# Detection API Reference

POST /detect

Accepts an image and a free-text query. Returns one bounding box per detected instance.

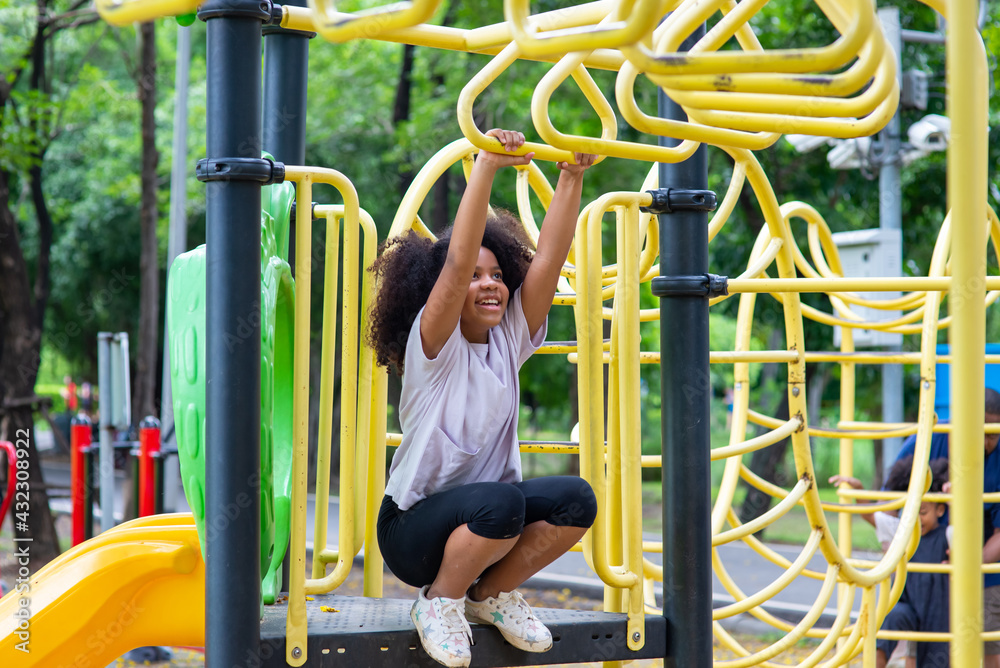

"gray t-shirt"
[384,288,546,510]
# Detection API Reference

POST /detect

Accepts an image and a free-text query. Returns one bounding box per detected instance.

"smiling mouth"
[476,298,502,309]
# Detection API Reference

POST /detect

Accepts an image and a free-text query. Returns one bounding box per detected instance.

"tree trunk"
[393,44,416,200]
[431,171,451,233]
[0,170,61,568]
[133,21,160,424]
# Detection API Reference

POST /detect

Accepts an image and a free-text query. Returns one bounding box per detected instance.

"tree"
[133,22,160,423]
[0,0,102,568]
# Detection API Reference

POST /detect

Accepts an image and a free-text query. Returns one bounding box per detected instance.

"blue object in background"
[934,344,1000,421]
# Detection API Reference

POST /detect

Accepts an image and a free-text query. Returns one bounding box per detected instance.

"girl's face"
[460,246,509,343]
[918,501,945,536]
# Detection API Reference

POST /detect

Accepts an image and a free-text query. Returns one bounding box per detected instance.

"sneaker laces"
[439,597,474,646]
[496,591,538,629]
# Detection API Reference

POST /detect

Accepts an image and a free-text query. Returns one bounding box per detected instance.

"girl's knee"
[545,478,597,528]
[467,484,525,539]
[568,480,597,528]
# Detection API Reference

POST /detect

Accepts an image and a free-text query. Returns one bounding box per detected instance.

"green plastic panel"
[167,177,295,605]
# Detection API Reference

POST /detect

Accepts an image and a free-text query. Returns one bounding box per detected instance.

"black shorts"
[376,476,597,588]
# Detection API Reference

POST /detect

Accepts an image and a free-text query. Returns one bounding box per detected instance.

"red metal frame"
[70,417,92,546]
[0,441,16,532]
[138,419,161,517]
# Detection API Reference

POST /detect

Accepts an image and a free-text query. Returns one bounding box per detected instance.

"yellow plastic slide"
[0,513,205,667]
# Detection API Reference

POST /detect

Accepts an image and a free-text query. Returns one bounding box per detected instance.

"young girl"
[367,129,598,668]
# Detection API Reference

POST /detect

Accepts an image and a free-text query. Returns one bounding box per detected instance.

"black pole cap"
[641,188,718,214]
[196,157,286,184]
[199,0,272,21]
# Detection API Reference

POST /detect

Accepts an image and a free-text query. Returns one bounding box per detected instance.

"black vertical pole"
[197,0,271,663]
[651,24,716,668]
[263,0,310,167]
[262,5,310,590]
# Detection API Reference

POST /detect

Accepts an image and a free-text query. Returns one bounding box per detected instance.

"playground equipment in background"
[69,412,171,545]
[0,0,991,666]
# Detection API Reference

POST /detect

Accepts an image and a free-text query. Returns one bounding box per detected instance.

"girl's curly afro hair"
[366,209,534,375]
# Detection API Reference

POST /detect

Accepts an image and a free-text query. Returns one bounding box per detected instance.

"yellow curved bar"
[307,0,441,44]
[712,530,822,618]
[458,43,576,164]
[660,0,884,94]
[576,189,639,591]
[713,477,810,546]
[389,138,477,238]
[661,53,895,119]
[624,0,870,76]
[715,567,838,667]
[532,46,706,163]
[95,0,199,25]
[710,415,802,461]
[654,0,884,98]
[280,5,627,71]
[504,0,662,57]
[615,57,781,151]
[684,80,898,137]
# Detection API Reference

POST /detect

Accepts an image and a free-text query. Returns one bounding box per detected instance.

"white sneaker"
[411,585,474,668]
[465,589,553,652]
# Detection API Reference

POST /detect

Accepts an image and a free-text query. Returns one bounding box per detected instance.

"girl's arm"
[420,129,534,359]
[520,153,596,338]
[829,475,876,526]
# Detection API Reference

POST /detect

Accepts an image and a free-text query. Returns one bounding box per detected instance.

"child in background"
[831,456,950,668]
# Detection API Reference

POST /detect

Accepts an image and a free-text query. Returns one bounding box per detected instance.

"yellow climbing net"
[94,1,995,665]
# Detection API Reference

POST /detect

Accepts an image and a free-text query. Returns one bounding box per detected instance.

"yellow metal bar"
[459,43,577,164]
[281,167,363,664]
[712,530,821,618]
[714,567,839,667]
[709,415,802,461]
[307,180,362,596]
[729,276,1000,292]
[948,1,989,664]
[504,0,660,57]
[95,0,198,25]
[617,200,645,649]
[308,211,340,581]
[307,0,441,43]
[280,5,627,70]
[364,356,389,595]
[576,187,638,591]
[622,0,869,75]
[285,170,313,667]
[713,477,810,546]
[532,45,702,164]
[467,1,616,51]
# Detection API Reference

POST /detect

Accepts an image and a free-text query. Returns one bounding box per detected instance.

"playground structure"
[0,0,996,667]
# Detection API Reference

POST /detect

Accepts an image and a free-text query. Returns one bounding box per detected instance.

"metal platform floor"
[260,593,668,667]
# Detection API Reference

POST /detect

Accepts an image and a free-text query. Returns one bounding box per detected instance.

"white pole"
[97,333,115,532]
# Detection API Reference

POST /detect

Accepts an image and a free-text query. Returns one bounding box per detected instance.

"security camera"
[827,137,871,170]
[784,134,834,154]
[907,114,950,152]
